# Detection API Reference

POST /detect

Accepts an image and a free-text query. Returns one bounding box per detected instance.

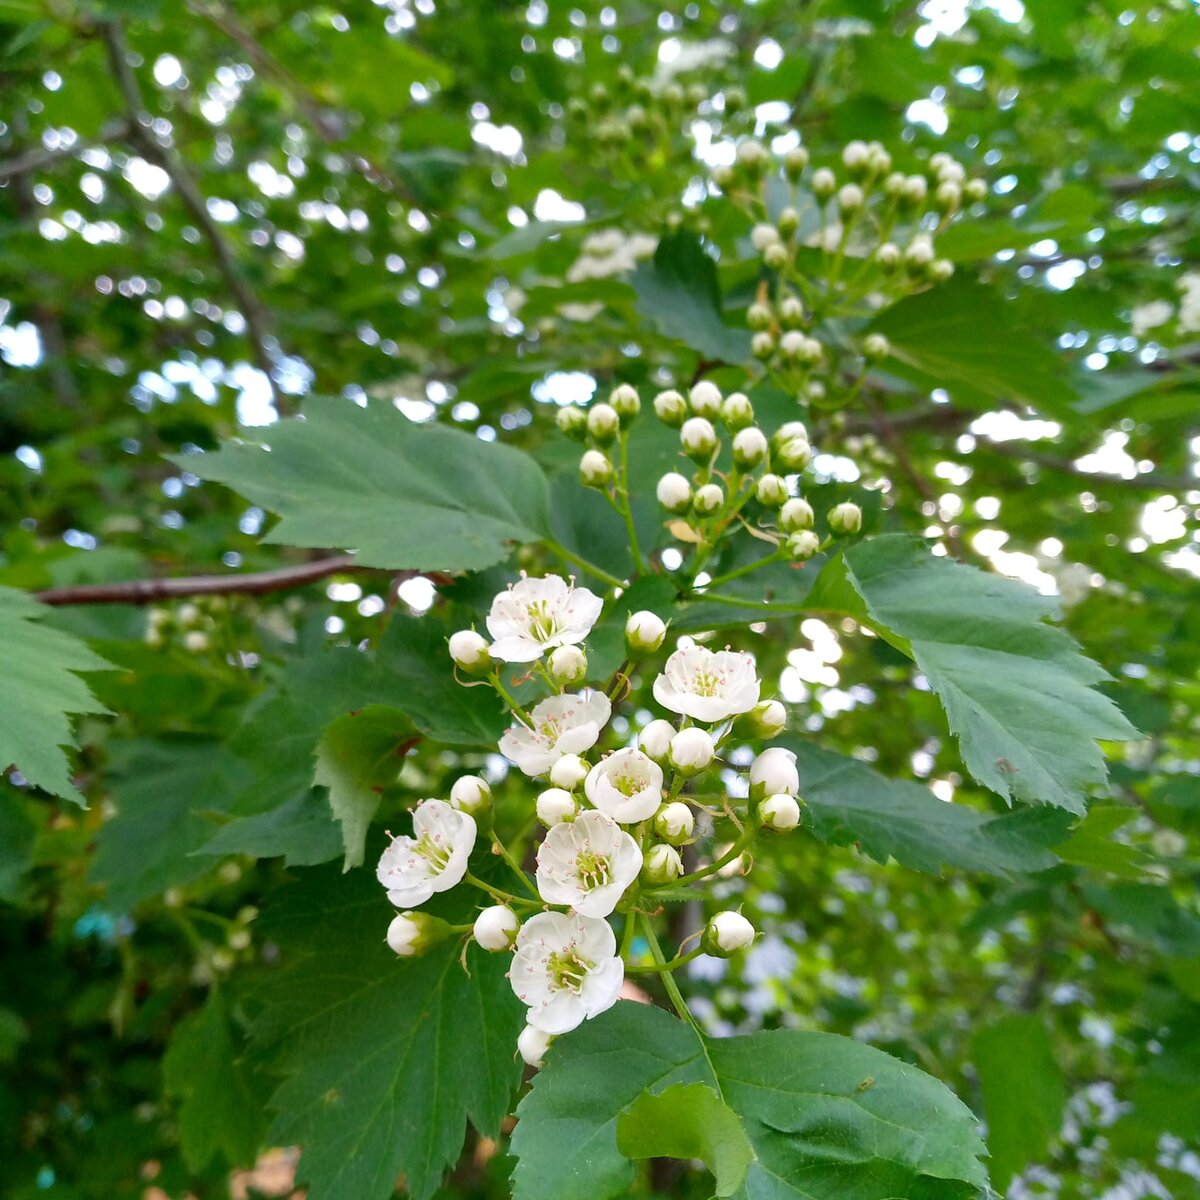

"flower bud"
[937,159,965,185]
[549,753,589,790]
[177,602,200,626]
[688,381,723,418]
[842,139,869,173]
[903,174,928,205]
[654,801,695,845]
[703,910,756,956]
[518,1024,553,1069]
[883,171,906,198]
[787,531,821,561]
[386,912,451,958]
[639,718,676,762]
[862,332,890,362]
[548,644,587,686]
[779,497,815,532]
[828,501,863,535]
[580,449,614,488]
[867,142,892,174]
[750,746,799,799]
[656,471,693,513]
[806,380,827,406]
[756,473,789,508]
[741,699,787,738]
[653,388,688,427]
[750,223,781,253]
[783,145,809,180]
[759,793,801,831]
[713,165,736,190]
[779,330,806,361]
[736,138,767,171]
[964,178,988,203]
[680,416,718,461]
[930,258,955,282]
[778,296,805,327]
[449,629,491,673]
[473,905,520,951]
[610,383,641,422]
[449,775,492,816]
[751,331,776,359]
[905,234,935,268]
[693,482,724,515]
[935,180,961,213]
[586,402,620,443]
[779,204,802,236]
[642,843,684,885]
[668,727,716,775]
[837,183,865,214]
[537,787,577,826]
[720,392,754,430]
[746,302,773,331]
[774,435,812,473]
[776,420,808,443]
[183,630,210,654]
[556,405,588,441]
[763,242,788,271]
[812,167,836,201]
[626,609,667,654]
[732,426,769,469]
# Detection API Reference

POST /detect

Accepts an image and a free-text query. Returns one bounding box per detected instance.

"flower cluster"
[378,572,804,1070]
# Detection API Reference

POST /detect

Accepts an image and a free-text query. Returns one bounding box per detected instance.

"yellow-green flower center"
[547,948,593,992]
[575,849,612,891]
[415,833,451,871]
[526,599,559,642]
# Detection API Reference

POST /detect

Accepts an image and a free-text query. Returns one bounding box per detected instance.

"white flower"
[474,905,520,951]
[585,747,664,823]
[537,787,578,827]
[668,726,715,774]
[638,718,676,762]
[654,801,694,844]
[657,471,693,513]
[517,1024,553,1069]
[1129,300,1173,338]
[486,575,604,663]
[376,800,475,908]
[653,645,761,723]
[704,910,755,956]
[750,747,799,798]
[626,610,666,653]
[750,223,781,252]
[500,690,612,777]
[510,911,624,1034]
[760,793,801,831]
[449,775,491,816]
[536,810,641,917]
[549,753,589,790]
[788,531,820,561]
[448,629,490,671]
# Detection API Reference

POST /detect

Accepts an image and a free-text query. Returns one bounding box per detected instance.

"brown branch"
[0,118,130,183]
[100,19,284,408]
[35,554,368,606]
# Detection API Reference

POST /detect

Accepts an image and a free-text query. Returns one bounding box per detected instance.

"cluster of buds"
[557,382,642,494]
[144,597,224,654]
[715,138,984,405]
[652,385,862,562]
[381,572,806,1070]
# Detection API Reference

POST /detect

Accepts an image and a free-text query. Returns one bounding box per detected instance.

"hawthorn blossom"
[652,644,760,723]
[509,911,624,1034]
[584,747,664,823]
[376,799,475,908]
[535,810,642,918]
[500,691,612,777]
[486,574,603,663]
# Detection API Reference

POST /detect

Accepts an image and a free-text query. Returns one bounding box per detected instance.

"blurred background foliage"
[0,1,1198,1198]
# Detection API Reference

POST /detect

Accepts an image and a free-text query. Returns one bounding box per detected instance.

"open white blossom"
[500,691,612,777]
[486,574,603,663]
[376,799,475,908]
[653,644,760,723]
[584,747,664,823]
[536,810,642,917]
[509,911,624,1034]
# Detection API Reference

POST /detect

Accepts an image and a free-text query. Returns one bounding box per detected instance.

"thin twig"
[100,19,282,407]
[0,118,130,182]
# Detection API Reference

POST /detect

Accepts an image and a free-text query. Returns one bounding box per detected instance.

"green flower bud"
[747,302,773,331]
[557,405,588,441]
[756,473,789,507]
[763,242,788,271]
[610,383,641,422]
[721,391,755,430]
[653,388,688,427]
[930,258,955,282]
[654,801,695,845]
[643,843,684,885]
[784,145,809,180]
[787,530,821,560]
[876,242,901,271]
[693,482,724,515]
[387,912,452,958]
[703,910,755,956]
[862,332,890,362]
[580,449,614,488]
[775,434,813,472]
[689,381,723,418]
[779,296,806,328]
[656,471,693,513]
[759,793,801,831]
[779,497,814,532]
[812,167,836,201]
[778,206,800,237]
[964,178,988,203]
[586,402,620,443]
[828,501,863,535]
[751,331,776,360]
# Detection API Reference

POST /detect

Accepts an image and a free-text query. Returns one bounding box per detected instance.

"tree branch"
[35,554,373,606]
[100,19,284,408]
[0,118,130,183]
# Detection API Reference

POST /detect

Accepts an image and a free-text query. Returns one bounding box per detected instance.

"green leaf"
[868,279,1078,414]
[91,739,252,911]
[248,863,525,1200]
[195,792,343,868]
[809,536,1138,813]
[1056,805,1152,878]
[617,1082,755,1197]
[313,705,416,869]
[177,396,551,571]
[162,992,265,1173]
[972,1015,1067,1190]
[0,587,112,805]
[0,790,37,902]
[512,1002,989,1200]
[789,742,1071,877]
[632,230,752,364]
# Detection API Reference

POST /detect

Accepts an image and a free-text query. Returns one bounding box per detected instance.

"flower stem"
[641,914,701,1031]
[492,838,540,898]
[668,825,757,888]
[626,945,704,974]
[701,550,783,591]
[464,872,539,909]
[616,430,646,574]
[491,672,533,726]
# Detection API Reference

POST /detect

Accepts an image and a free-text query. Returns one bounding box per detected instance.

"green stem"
[626,945,704,974]
[616,430,645,574]
[545,540,624,589]
[668,826,756,888]
[492,838,539,898]
[621,909,639,961]
[464,872,539,908]
[491,672,533,725]
[641,915,701,1031]
[700,550,783,591]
